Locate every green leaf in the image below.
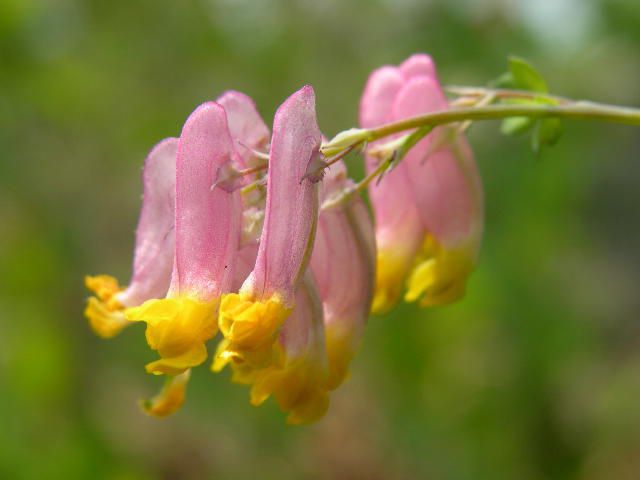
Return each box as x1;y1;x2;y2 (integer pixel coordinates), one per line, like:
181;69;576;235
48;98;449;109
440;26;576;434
531;118;563;154
488;71;514;88
508;56;548;93
501;116;534;136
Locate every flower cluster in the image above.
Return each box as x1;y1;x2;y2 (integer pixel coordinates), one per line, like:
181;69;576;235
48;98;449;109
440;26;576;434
84;54;483;424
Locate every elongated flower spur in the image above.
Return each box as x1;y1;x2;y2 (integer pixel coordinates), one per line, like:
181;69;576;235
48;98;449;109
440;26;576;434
83;53;494;423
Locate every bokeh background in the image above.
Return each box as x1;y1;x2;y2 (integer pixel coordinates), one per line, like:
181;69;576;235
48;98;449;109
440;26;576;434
2;0;640;478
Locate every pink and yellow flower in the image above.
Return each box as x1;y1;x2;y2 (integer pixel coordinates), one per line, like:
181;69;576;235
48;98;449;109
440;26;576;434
311;160;375;390
360;54;484;313
85;137;177;338
214;86;322;374
126;102;242;377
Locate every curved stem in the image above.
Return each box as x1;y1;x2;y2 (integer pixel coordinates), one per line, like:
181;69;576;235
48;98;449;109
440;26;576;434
446;85;571;104
365;101;640;142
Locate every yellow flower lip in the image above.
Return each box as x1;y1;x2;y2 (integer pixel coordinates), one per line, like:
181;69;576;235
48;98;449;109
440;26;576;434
84;274;130;338
141;370;191;418
404;236;475;307
85;275;124;310
215;292;291;372
126;296;220;375
249;354;330;425
371;249;411;315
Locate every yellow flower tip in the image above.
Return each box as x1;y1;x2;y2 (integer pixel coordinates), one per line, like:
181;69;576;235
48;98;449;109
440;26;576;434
84;296;129;339
83;275;129;338
371;249;409;315
404;239;475;307
217;293;291;368
141;370;191;418
249;357;330;424
325;327;357;391
85;274;124;310
125;296;219;374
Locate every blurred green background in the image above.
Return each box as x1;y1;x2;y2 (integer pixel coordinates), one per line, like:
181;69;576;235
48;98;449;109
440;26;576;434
1;0;640;478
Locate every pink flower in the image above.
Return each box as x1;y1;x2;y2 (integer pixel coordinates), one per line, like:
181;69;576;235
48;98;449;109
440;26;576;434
126;102;242;377
214;85;322;374
360;54;484;312
84;138;177;338
235;273;330;424
311;160;375;389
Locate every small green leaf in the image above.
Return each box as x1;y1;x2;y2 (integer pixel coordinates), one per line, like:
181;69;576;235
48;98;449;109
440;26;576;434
489;71;514;88
531;118;563;154
508;56;548;93
501;116;534;136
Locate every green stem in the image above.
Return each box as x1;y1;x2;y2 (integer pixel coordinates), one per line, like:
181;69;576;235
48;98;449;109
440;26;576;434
446;85;571;104
365;101;640;142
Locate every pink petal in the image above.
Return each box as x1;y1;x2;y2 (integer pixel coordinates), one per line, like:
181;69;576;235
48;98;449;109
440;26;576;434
116;138;177;307
399;53;437;80
392;76;483;249
359;66;403;130
242;86;321;305
250;273;330;424
312;162;375;388
217;90;270;169
313;161;375;327
169;102;242;300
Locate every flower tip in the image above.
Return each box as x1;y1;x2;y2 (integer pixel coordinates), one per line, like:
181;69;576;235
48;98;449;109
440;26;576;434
400;53;437;79
140;370;191;418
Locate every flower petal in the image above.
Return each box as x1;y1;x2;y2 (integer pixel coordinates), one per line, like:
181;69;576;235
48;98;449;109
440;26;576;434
117;137;178;307
359;66;424;314
249;273;330;425
84;138;177;338
217;86;322;370
217;90;270;169
141;370;191;418
130;102;242;374
312;161;375;389
391;70;484;306
399;53;437;80
170;102;242;299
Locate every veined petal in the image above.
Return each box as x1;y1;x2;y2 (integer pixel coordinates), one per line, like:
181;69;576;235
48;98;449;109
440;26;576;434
84;138;177;338
217;86;321;371
248;274;330;425
131;102;242;375
359;65;424;314
312;161;375;389
217;90;270;169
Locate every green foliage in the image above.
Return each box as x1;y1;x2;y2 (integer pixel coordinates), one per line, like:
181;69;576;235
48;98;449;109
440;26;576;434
508;56;549;93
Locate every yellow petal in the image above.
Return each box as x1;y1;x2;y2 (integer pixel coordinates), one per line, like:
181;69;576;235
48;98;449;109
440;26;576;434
84;297;129;339
84;275;129;338
126;296;219;375
404;236;474;307
371;249;411;315
216;293;291;370
324;325;358;391
249;355;329;425
141;370;191;417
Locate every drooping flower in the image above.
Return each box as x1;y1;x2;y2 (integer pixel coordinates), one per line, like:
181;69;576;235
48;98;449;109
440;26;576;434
84;137;177;338
214;86;322;373
311;160;375;389
360;53;484;313
234;273;330;425
126;102;242;377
